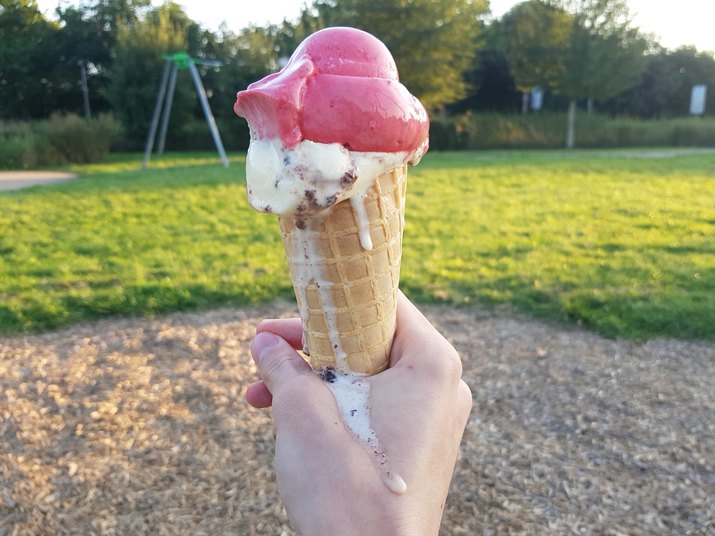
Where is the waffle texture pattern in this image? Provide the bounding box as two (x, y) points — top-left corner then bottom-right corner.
(279, 166), (407, 374)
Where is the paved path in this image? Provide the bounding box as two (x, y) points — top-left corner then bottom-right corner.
(0, 171), (78, 191)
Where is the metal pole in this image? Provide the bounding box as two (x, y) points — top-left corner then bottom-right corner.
(187, 60), (229, 168)
(142, 59), (172, 169)
(157, 62), (178, 155)
(79, 61), (91, 118)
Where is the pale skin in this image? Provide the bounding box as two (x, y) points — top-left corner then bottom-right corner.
(245, 292), (473, 536)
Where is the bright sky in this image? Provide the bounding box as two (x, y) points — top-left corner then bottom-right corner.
(37, 0), (715, 53)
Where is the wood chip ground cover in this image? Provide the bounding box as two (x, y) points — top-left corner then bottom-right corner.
(1, 304), (713, 535)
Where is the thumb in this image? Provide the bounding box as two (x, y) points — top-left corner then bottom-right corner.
(250, 331), (313, 395)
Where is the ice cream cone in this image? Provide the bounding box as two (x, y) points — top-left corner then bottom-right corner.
(278, 165), (407, 375)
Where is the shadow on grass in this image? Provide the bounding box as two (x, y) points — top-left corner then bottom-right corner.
(401, 279), (715, 342)
(0, 283), (295, 335)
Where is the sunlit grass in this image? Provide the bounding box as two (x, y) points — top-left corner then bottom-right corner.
(1, 149), (713, 339)
(1, 153), (290, 332)
(403, 151), (714, 339)
(63, 152), (244, 174)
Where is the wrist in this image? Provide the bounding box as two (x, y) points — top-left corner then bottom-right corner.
(294, 496), (438, 536)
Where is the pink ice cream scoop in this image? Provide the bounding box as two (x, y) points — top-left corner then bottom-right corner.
(233, 27), (429, 154)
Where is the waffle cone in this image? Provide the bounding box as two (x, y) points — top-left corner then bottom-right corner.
(278, 165), (407, 375)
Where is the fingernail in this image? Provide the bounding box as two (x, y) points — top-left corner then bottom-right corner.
(252, 332), (281, 362)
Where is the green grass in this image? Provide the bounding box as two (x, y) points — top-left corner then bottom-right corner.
(1, 150), (713, 340)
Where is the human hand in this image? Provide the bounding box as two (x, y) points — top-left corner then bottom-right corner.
(245, 292), (472, 536)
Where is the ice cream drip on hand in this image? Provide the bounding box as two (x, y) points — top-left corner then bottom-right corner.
(320, 367), (407, 495)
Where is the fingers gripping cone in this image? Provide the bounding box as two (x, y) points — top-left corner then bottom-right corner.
(278, 166), (407, 375)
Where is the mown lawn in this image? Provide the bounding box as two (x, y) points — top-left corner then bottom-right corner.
(1, 150), (713, 339)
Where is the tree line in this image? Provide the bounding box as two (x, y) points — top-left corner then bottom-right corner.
(1, 0), (714, 150)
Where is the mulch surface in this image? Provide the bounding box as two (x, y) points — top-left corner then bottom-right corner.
(1, 303), (713, 535)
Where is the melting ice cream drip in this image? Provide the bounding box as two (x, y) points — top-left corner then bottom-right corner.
(350, 196), (373, 251)
(320, 368), (407, 495)
(289, 220), (350, 372)
(290, 219), (407, 494)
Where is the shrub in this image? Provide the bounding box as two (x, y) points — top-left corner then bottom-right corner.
(428, 115), (469, 150)
(429, 112), (715, 150)
(0, 122), (39, 169)
(0, 114), (121, 169)
(40, 113), (121, 164)
(0, 137), (38, 169)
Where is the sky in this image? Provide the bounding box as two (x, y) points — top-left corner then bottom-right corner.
(36, 0), (715, 53)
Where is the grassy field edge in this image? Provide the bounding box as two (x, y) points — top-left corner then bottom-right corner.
(1, 149), (713, 341)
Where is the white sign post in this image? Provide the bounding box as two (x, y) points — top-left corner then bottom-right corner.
(690, 85), (707, 116)
(531, 86), (544, 111)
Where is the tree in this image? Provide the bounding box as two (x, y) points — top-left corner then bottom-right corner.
(304, 0), (489, 111)
(0, 0), (153, 119)
(449, 20), (521, 114)
(0, 0), (59, 118)
(199, 24), (281, 149)
(603, 47), (715, 118)
(274, 2), (335, 59)
(106, 2), (192, 147)
(52, 5), (115, 117)
(450, 49), (521, 114)
(499, 0), (572, 112)
(550, 0), (649, 147)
